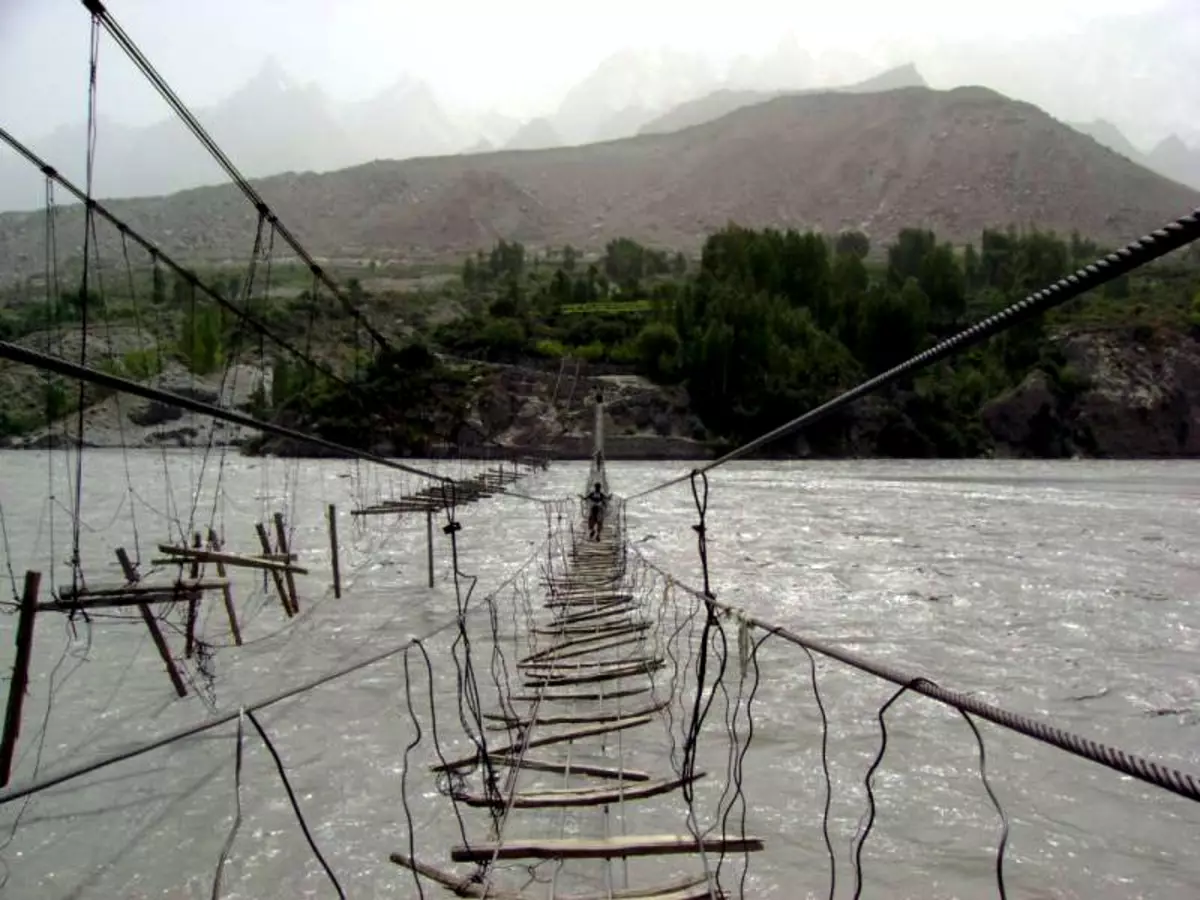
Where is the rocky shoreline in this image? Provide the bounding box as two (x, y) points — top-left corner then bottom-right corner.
(5, 330), (1200, 460)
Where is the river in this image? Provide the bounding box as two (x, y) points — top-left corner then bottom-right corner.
(0, 450), (1197, 899)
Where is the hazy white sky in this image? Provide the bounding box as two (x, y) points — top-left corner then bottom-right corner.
(0, 0), (1178, 135)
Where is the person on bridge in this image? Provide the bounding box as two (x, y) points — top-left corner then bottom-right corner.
(583, 482), (609, 541)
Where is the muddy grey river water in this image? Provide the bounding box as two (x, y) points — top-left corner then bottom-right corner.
(0, 451), (1197, 899)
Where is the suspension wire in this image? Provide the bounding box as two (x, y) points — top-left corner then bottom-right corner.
(69, 12), (102, 600)
(209, 709), (244, 900)
(81, 0), (391, 352)
(631, 549), (1200, 804)
(626, 205), (1200, 501)
(244, 710), (346, 899)
(848, 678), (1009, 900)
(0, 125), (358, 397)
(0, 340), (448, 483)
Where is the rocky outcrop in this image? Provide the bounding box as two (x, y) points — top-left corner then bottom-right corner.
(983, 329), (1200, 458)
(6, 363), (267, 450)
(458, 364), (710, 459)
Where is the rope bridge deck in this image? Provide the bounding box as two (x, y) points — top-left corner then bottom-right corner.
(391, 507), (759, 899)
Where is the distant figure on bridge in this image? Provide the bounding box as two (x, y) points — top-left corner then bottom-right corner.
(583, 482), (609, 541)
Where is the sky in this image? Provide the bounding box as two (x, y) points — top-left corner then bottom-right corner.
(0, 0), (1180, 138)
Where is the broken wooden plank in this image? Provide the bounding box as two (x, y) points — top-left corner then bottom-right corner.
(457, 773), (701, 809)
(450, 832), (764, 862)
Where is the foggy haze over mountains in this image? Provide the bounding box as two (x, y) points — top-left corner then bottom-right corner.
(0, 0), (1197, 211)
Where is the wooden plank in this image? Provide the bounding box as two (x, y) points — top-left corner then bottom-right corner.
(520, 630), (648, 664)
(553, 604), (637, 626)
(485, 756), (651, 781)
(531, 621), (648, 637)
(450, 832), (764, 862)
(53, 580), (227, 600)
(524, 660), (663, 688)
(431, 714), (655, 772)
(457, 773), (701, 809)
(523, 656), (659, 672)
(388, 851), (523, 899)
(509, 686), (652, 703)
(155, 544), (309, 575)
(486, 700), (668, 728)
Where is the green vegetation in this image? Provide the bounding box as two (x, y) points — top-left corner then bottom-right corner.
(2, 225), (1198, 455)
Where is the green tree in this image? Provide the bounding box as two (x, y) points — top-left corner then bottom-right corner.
(835, 230), (870, 259)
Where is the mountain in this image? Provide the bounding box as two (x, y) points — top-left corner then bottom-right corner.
(1069, 119), (1144, 163)
(640, 63), (929, 136)
(2, 86), (1195, 281)
(342, 75), (474, 161)
(550, 48), (722, 145)
(1146, 136), (1200, 192)
(1068, 121), (1200, 191)
(0, 60), (474, 212)
(503, 118), (563, 152)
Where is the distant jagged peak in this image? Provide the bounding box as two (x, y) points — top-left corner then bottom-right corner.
(242, 55), (298, 94)
(1151, 133), (1192, 157)
(850, 62), (927, 91)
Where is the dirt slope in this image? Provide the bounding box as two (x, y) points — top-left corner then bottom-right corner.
(0, 86), (1196, 279)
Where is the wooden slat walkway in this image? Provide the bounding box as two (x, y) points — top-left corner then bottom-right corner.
(392, 501), (764, 898)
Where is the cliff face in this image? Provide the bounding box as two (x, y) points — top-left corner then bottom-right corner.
(983, 330), (1200, 458)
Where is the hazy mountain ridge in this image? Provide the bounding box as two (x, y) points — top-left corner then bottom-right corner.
(1069, 120), (1200, 192)
(1, 0), (1197, 211)
(1, 85), (1195, 282)
(639, 62), (928, 135)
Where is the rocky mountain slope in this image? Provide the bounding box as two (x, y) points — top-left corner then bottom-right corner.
(1, 86), (1195, 281)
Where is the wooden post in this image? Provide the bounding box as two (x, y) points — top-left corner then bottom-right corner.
(0, 571), (40, 787)
(255, 522), (294, 617)
(184, 533), (202, 658)
(426, 509), (435, 588)
(116, 548), (187, 698)
(327, 504), (341, 599)
(207, 527), (242, 646)
(272, 513), (300, 613)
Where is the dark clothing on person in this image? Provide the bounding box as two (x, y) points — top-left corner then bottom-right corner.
(585, 485), (607, 540)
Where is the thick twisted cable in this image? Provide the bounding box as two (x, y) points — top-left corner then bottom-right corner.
(629, 206), (1200, 500)
(635, 550), (1200, 803)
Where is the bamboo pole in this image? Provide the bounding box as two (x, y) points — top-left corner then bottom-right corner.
(0, 571), (40, 786)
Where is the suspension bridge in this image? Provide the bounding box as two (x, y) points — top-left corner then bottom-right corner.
(1, 1), (1200, 898)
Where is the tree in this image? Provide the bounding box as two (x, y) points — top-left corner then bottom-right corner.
(635, 322), (682, 382)
(835, 230), (870, 259)
(562, 245), (578, 274)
